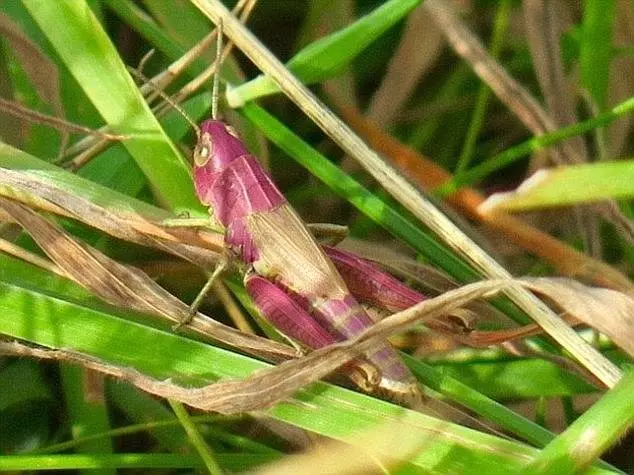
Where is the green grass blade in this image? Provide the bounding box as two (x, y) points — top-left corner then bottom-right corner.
(0, 453), (276, 471)
(103, 0), (186, 61)
(227, 0), (423, 107)
(168, 400), (223, 474)
(60, 366), (115, 475)
(21, 0), (201, 213)
(143, 0), (212, 48)
(455, 0), (511, 174)
(580, 0), (616, 110)
(483, 160), (634, 211)
(2, 274), (612, 474)
(524, 368), (634, 475)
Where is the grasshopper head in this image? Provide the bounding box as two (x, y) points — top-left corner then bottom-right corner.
(193, 119), (249, 204)
(193, 120), (248, 171)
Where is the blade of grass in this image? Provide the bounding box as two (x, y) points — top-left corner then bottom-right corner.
(226, 0), (424, 107)
(60, 366), (114, 475)
(455, 0), (511, 174)
(34, 411), (241, 455)
(1, 276), (610, 474)
(103, 0), (186, 61)
(524, 368), (634, 475)
(0, 453), (275, 471)
(168, 400), (223, 475)
(580, 0), (616, 111)
(21, 0), (202, 214)
(482, 160), (634, 211)
(143, 0), (213, 48)
(436, 95), (634, 196)
(106, 383), (192, 453)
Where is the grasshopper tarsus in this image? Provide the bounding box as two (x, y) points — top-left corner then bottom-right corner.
(171, 317), (192, 333)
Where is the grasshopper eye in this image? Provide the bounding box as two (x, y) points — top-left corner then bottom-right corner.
(225, 125), (241, 139)
(194, 133), (213, 166)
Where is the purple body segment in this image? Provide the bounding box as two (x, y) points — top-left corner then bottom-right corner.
(195, 154), (286, 226)
(323, 246), (426, 313)
(314, 294), (377, 336)
(245, 274), (338, 349)
(193, 119), (420, 398)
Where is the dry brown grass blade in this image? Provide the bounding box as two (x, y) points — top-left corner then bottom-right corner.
(0, 197), (294, 362)
(0, 97), (127, 141)
(608, 0), (634, 155)
(522, 1), (588, 161)
(0, 280), (512, 414)
(366, 3), (443, 127)
(335, 103), (634, 293)
(300, 0), (358, 112)
(0, 167), (223, 266)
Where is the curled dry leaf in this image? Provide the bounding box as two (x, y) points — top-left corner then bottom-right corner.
(0, 197), (293, 362)
(0, 280), (512, 414)
(142, 276), (631, 412)
(523, 278), (634, 357)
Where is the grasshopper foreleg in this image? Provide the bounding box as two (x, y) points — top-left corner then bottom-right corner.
(174, 259), (228, 330)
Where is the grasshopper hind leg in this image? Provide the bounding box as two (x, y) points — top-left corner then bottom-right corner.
(244, 273), (337, 349)
(244, 273), (383, 390)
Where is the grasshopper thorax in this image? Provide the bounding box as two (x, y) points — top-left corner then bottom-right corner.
(193, 119), (250, 205)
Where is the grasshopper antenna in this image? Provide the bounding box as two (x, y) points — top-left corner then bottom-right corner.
(127, 54), (201, 139)
(211, 19), (223, 120)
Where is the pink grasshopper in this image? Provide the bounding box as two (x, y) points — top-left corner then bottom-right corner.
(190, 119), (432, 403)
